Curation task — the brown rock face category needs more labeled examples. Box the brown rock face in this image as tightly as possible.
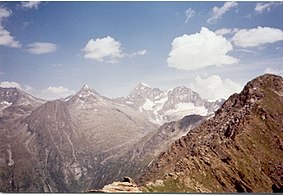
[137,74,283,193]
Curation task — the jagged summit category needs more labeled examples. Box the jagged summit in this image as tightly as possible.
[81,84,93,91]
[74,84,102,99]
[79,84,97,93]
[115,82,222,125]
[138,82,151,88]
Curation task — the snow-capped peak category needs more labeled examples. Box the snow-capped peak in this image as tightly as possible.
[115,82,224,125]
[139,82,151,88]
[134,82,151,91]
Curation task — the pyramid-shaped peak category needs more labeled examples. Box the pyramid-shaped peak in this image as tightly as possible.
[136,82,151,89]
[82,84,93,91]
[77,84,99,96]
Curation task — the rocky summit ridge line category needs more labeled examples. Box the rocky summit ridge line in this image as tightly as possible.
[114,82,224,125]
[136,74,283,193]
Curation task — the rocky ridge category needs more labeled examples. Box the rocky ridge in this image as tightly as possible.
[137,74,283,192]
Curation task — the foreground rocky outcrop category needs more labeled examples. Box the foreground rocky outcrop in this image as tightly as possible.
[87,177,141,193]
[137,74,283,192]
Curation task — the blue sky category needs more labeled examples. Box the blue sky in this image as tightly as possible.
[0,1,283,100]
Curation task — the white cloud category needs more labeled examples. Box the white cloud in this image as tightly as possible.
[136,50,147,55]
[255,2,282,13]
[215,28,233,36]
[185,8,196,23]
[167,27,238,71]
[26,42,57,54]
[0,81,22,89]
[21,1,41,9]
[128,49,147,57]
[207,1,238,24]
[0,26,22,48]
[264,68,283,76]
[215,28,239,36]
[43,86,75,100]
[0,81,34,93]
[190,75,243,101]
[82,36,147,62]
[0,6,21,48]
[232,26,283,48]
[0,5,11,21]
[24,84,33,93]
[236,48,257,54]
[82,36,124,63]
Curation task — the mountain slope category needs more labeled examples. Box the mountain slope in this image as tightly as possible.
[0,87,45,192]
[137,74,283,192]
[0,85,156,192]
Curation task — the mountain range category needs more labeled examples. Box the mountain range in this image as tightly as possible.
[0,82,220,192]
[115,82,224,124]
[0,74,282,192]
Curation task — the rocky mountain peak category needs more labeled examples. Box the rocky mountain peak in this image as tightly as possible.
[74,84,103,100]
[128,82,164,100]
[114,82,223,125]
[81,84,93,91]
[0,87,21,104]
[137,82,151,89]
[137,74,283,193]
[0,87,44,109]
[244,73,283,93]
[78,84,97,94]
[65,84,107,108]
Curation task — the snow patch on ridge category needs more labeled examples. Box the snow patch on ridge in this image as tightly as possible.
[166,103,208,116]
[142,99,155,110]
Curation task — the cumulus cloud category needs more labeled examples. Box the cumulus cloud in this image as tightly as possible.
[185,8,196,23]
[82,36,148,63]
[82,36,124,63]
[0,81,22,89]
[0,26,22,48]
[255,2,282,13]
[0,81,34,93]
[190,75,243,101]
[26,42,57,54]
[167,27,238,71]
[0,6,21,48]
[231,26,283,48]
[21,1,41,9]
[264,68,283,76]
[207,1,238,24]
[43,86,75,100]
